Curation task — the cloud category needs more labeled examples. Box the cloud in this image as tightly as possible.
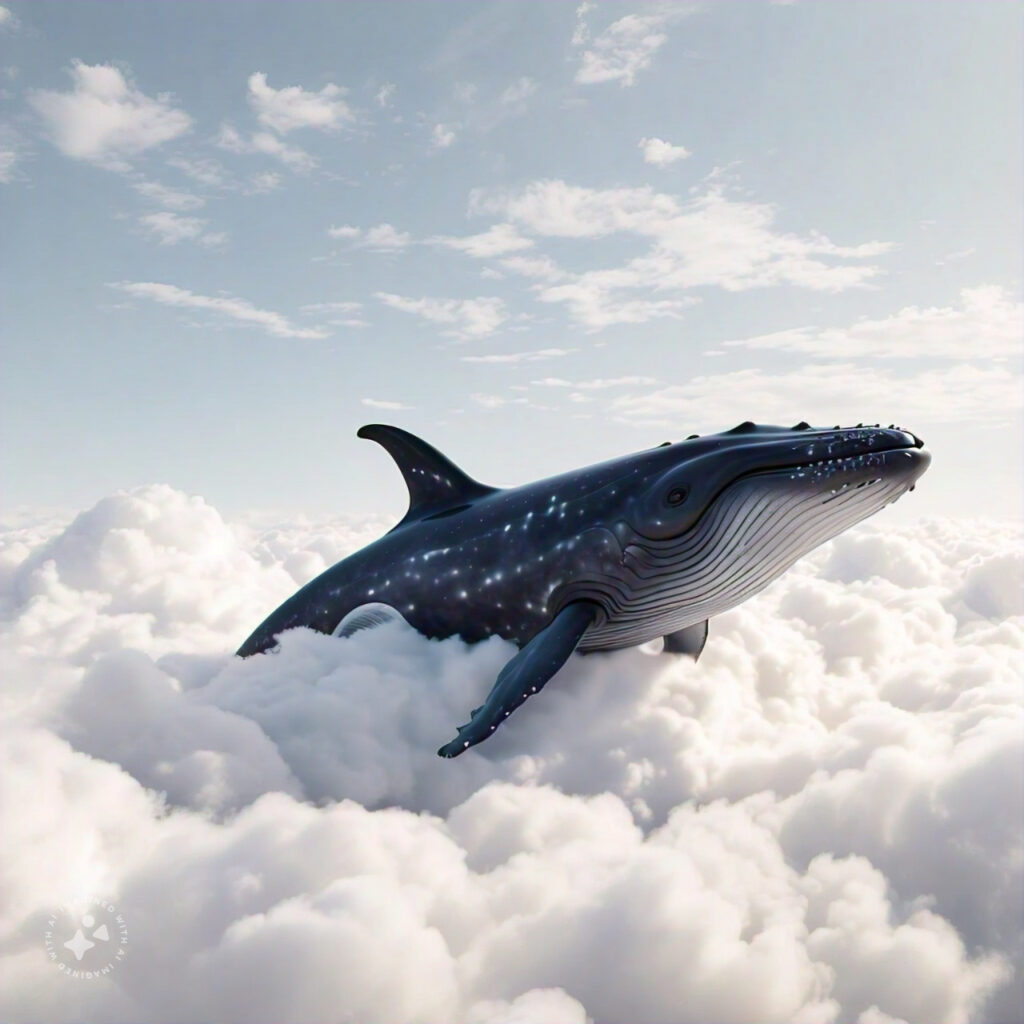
[461,348,578,364]
[327,223,411,250]
[245,170,282,194]
[432,123,457,149]
[138,211,224,247]
[725,286,1024,360]
[538,284,697,331]
[112,281,329,339]
[247,72,352,134]
[531,375,659,390]
[362,223,412,251]
[608,362,1023,430]
[376,83,396,108]
[499,77,538,106]
[573,9,692,87]
[301,301,363,316]
[0,123,27,183]
[0,4,15,27]
[498,254,567,282]
[640,136,691,166]
[29,61,191,169]
[328,224,362,239]
[361,398,413,411]
[376,292,507,338]
[168,155,228,187]
[433,223,534,258]
[0,145,18,182]
[303,305,368,328]
[1,486,1020,1022]
[217,124,315,172]
[132,179,205,210]
[470,178,891,329]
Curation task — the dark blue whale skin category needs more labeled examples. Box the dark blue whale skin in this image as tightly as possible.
[237,421,930,757]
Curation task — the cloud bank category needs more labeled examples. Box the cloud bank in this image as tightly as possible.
[1,485,1020,1023]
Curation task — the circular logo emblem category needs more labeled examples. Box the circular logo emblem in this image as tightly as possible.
[44,901,128,978]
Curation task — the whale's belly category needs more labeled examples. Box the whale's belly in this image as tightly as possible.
[578,474,891,653]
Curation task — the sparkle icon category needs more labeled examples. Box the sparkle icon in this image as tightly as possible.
[62,913,109,962]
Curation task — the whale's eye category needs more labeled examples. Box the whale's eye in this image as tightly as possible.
[666,486,689,507]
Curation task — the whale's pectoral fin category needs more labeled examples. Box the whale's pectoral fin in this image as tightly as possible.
[662,620,709,660]
[437,601,599,759]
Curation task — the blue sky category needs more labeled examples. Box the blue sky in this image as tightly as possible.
[2,1,1021,521]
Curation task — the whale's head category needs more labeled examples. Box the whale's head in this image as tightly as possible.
[626,422,931,544]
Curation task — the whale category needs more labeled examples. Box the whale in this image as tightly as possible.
[237,421,930,757]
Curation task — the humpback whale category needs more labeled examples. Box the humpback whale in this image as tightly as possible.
[237,421,930,758]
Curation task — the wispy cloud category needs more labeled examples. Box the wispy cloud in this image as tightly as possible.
[461,348,577,364]
[724,286,1023,360]
[531,375,659,390]
[168,156,228,187]
[361,397,412,411]
[376,83,396,108]
[375,292,506,338]
[30,61,191,170]
[499,76,538,107]
[132,179,205,210]
[609,363,1022,430]
[301,301,368,327]
[433,223,533,258]
[138,211,225,247]
[572,8,694,87]
[112,281,329,339]
[327,223,411,250]
[217,124,315,172]
[472,177,892,329]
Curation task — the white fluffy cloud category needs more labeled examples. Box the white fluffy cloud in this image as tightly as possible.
[639,136,691,166]
[29,61,191,170]
[247,72,352,134]
[376,292,507,339]
[112,281,329,339]
[1,485,1019,1023]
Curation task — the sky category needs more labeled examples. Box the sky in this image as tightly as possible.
[1,0,1021,524]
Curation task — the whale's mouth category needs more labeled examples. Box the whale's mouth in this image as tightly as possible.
[730,428,928,492]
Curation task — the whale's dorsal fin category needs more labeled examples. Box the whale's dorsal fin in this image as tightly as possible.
[358,424,497,524]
